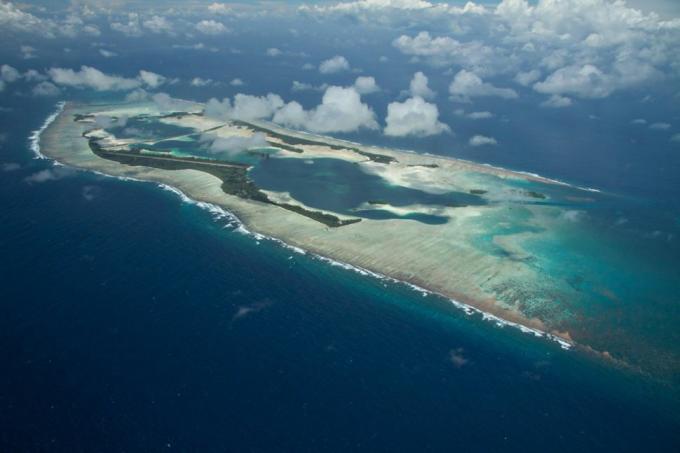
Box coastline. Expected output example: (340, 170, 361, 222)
(37, 100, 581, 351)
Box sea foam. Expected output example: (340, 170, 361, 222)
(29, 101, 65, 159)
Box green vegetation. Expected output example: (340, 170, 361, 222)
(525, 191, 546, 199)
(408, 163, 439, 169)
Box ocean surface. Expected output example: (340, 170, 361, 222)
(0, 91, 679, 452)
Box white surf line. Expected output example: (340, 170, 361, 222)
(29, 101, 65, 160)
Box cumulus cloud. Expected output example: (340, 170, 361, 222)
(48, 66, 168, 92)
(303, 0, 435, 14)
(49, 66, 141, 91)
(469, 135, 498, 146)
(24, 166, 75, 184)
(2, 162, 21, 172)
(32, 81, 61, 97)
(99, 49, 117, 58)
(455, 110, 494, 120)
(143, 15, 173, 34)
(319, 56, 350, 74)
(208, 3, 232, 14)
(230, 78, 244, 86)
(205, 93, 284, 121)
(541, 94, 573, 108)
(20, 45, 36, 60)
(353, 76, 379, 94)
(0, 2, 44, 33)
(533, 64, 613, 99)
(266, 48, 282, 57)
(152, 93, 188, 113)
(649, 122, 671, 130)
(384, 96, 449, 137)
(273, 86, 378, 133)
(408, 71, 435, 99)
(111, 13, 142, 37)
(393, 31, 498, 72)
(196, 20, 228, 35)
(138, 70, 166, 89)
(191, 77, 214, 87)
(449, 70, 518, 100)
(201, 132, 269, 156)
(1, 65, 21, 83)
(514, 69, 541, 87)
(291, 81, 327, 92)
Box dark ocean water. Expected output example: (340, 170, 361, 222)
(0, 95, 679, 452)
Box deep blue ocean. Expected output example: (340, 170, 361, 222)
(0, 97, 678, 452)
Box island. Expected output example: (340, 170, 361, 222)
(41, 99, 607, 353)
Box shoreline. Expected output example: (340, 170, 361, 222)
(34, 100, 575, 351)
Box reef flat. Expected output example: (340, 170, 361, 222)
(40, 100, 680, 377)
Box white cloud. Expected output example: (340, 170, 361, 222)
(49, 66, 141, 91)
(24, 167, 75, 184)
(0, 2, 56, 38)
(191, 77, 214, 87)
(20, 45, 36, 60)
(467, 111, 493, 119)
(649, 122, 671, 130)
(205, 93, 285, 121)
(152, 93, 188, 113)
(541, 94, 573, 108)
(138, 70, 166, 89)
(393, 31, 499, 72)
(303, 0, 435, 14)
(291, 81, 326, 92)
(201, 132, 269, 156)
(32, 81, 61, 97)
(514, 69, 541, 86)
(273, 86, 379, 133)
(111, 13, 142, 37)
(266, 48, 282, 57)
(469, 135, 498, 146)
(125, 88, 150, 102)
(208, 3, 232, 14)
(533, 64, 613, 99)
(143, 15, 173, 34)
(449, 70, 518, 100)
(384, 96, 449, 137)
(354, 76, 379, 94)
(230, 78, 244, 86)
(319, 56, 350, 74)
(631, 118, 647, 125)
(408, 71, 435, 99)
(2, 163, 21, 172)
(671, 133, 680, 143)
(99, 49, 117, 58)
(196, 20, 228, 35)
(1, 65, 20, 83)
(83, 25, 100, 37)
